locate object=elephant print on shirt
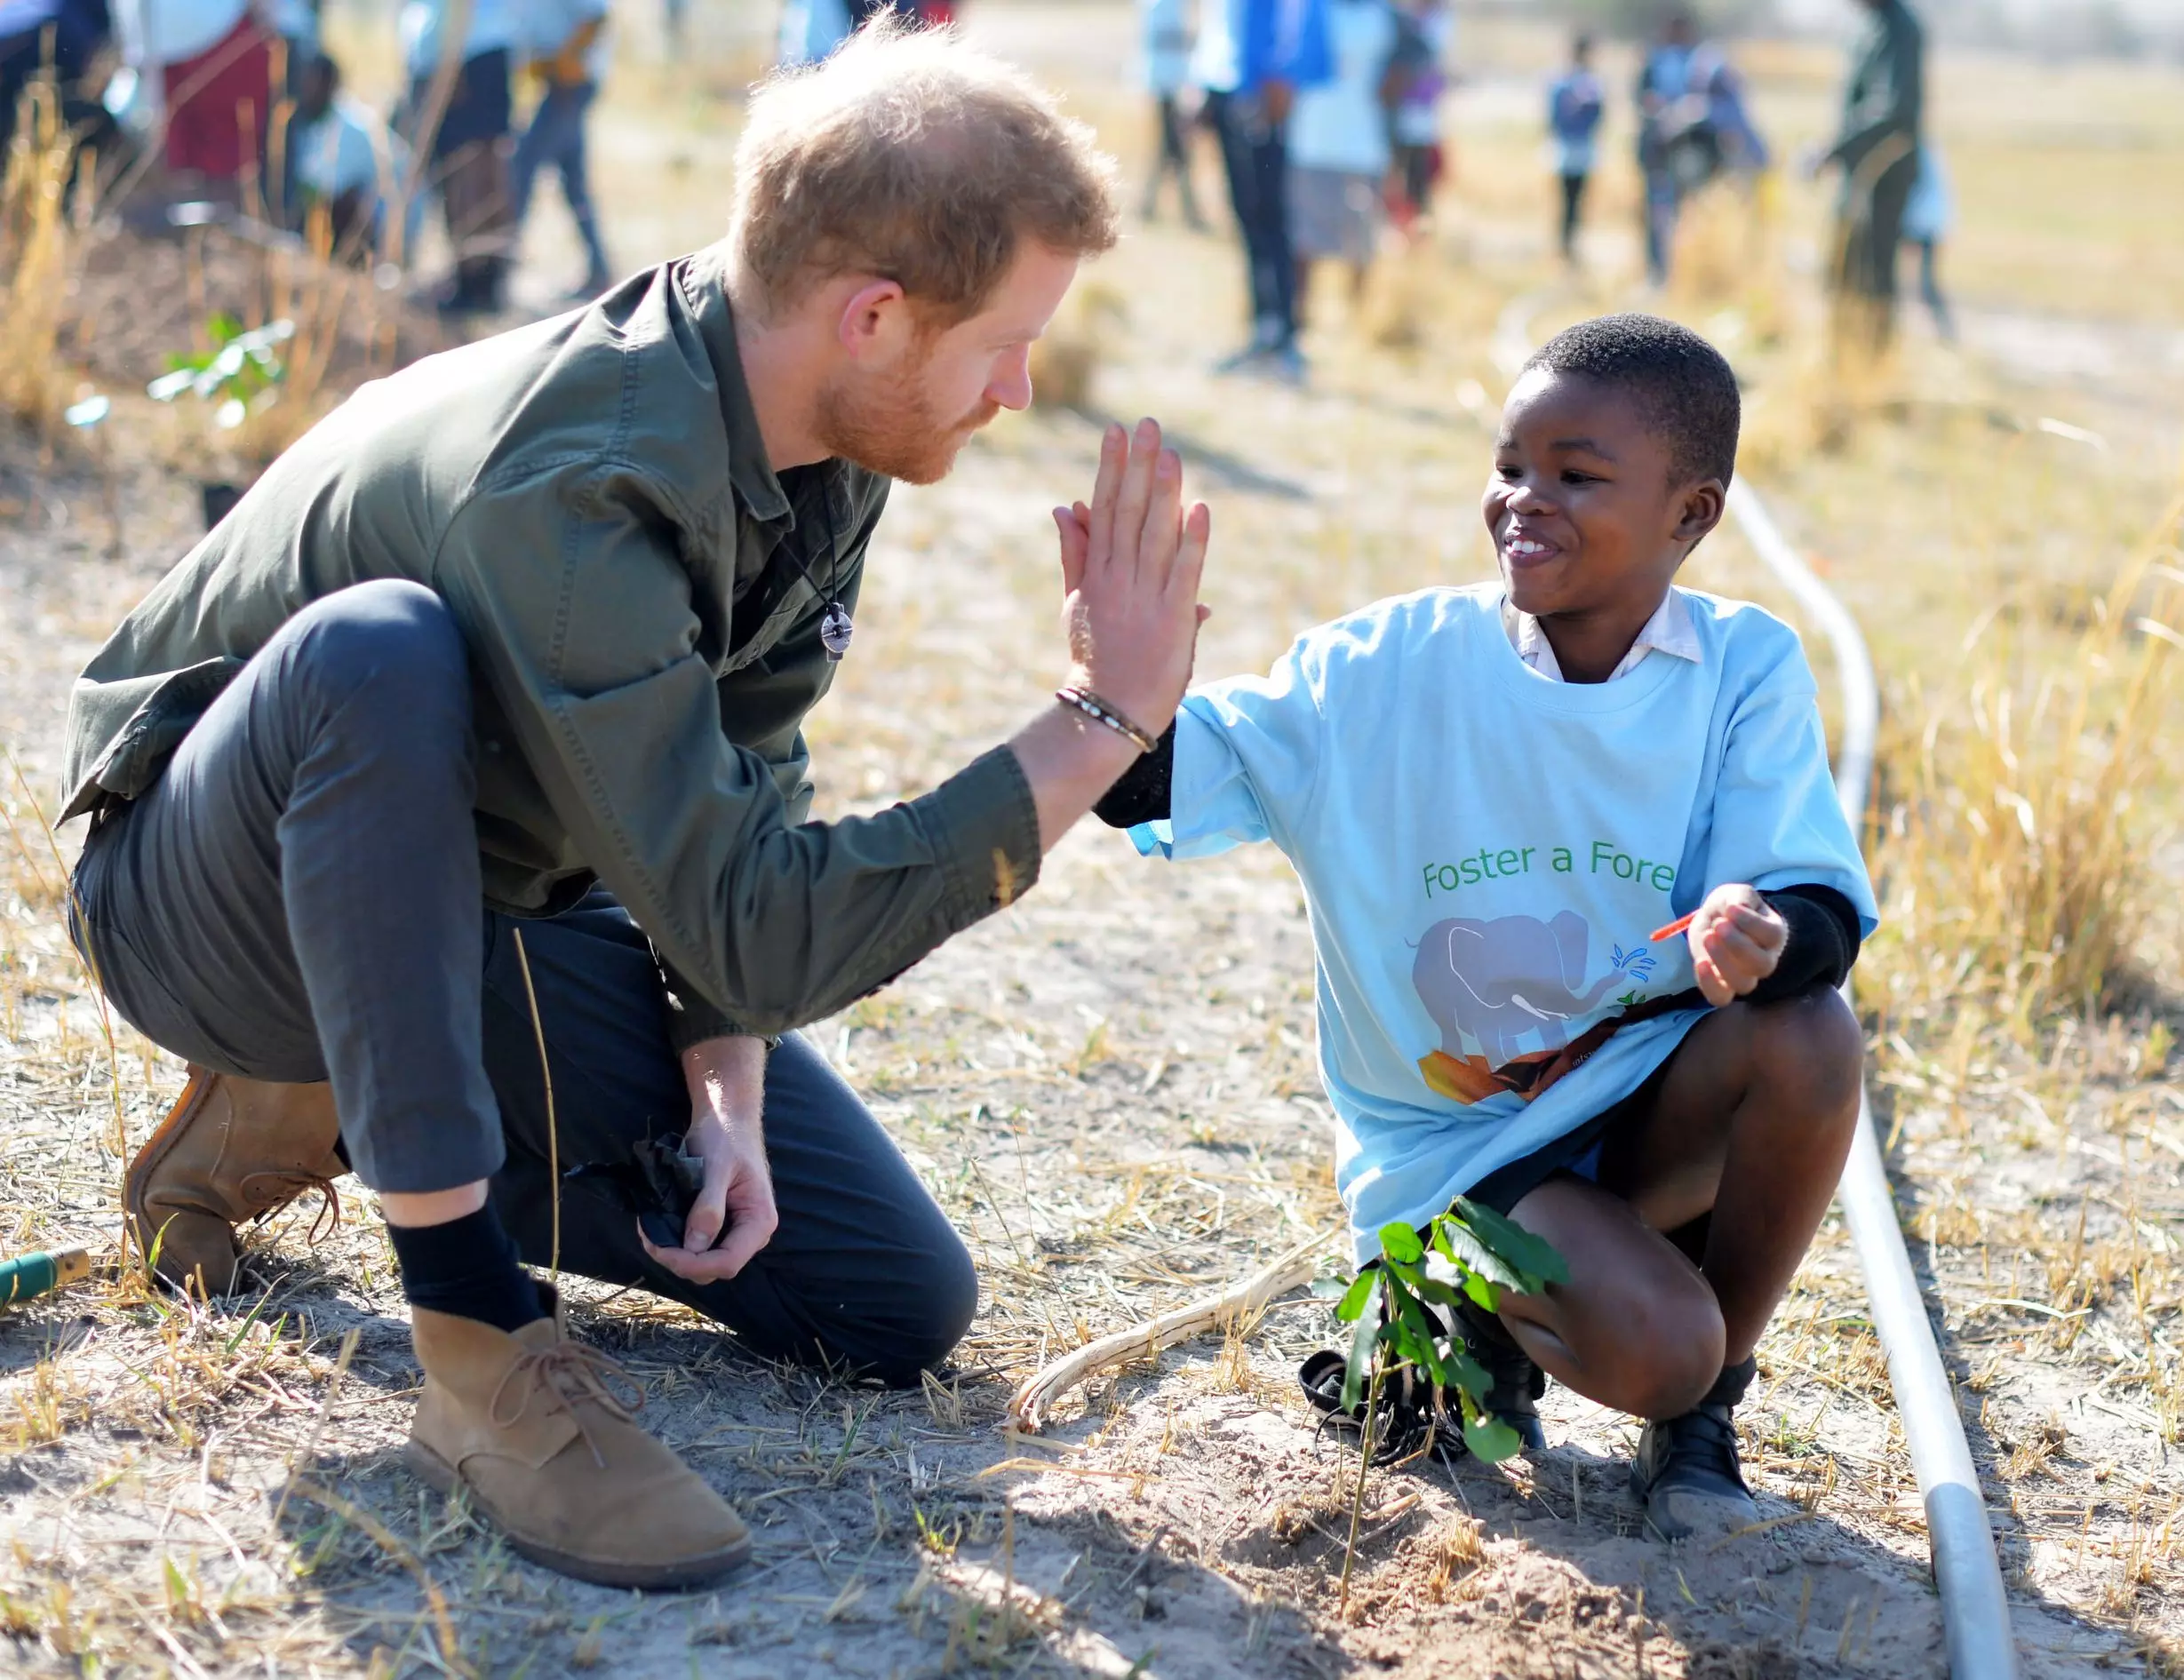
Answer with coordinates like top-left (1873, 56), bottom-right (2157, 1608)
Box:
top-left (1411, 910), bottom-right (1650, 1105)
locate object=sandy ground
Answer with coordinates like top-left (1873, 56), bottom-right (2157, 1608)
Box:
top-left (4, 4), bottom-right (2181, 1676)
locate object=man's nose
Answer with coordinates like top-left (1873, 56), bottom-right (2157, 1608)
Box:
top-left (992, 347), bottom-right (1033, 413)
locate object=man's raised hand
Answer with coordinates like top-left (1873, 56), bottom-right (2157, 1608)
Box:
top-left (1052, 418), bottom-right (1212, 737)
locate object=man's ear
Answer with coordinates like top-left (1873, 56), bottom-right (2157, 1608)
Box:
top-left (835, 277), bottom-right (913, 362)
top-left (1672, 478), bottom-right (1727, 552)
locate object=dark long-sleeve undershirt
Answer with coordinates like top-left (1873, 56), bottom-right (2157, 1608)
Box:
top-left (1093, 723), bottom-right (1863, 999)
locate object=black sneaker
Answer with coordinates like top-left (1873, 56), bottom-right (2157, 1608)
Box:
top-left (1449, 1297), bottom-right (1548, 1453)
top-left (1630, 1357), bottom-right (1759, 1541)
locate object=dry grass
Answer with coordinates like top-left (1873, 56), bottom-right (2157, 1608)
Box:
top-left (2, 4), bottom-right (2182, 1675)
top-left (0, 75), bottom-right (94, 439)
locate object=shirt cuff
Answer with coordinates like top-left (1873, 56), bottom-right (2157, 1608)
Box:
top-left (921, 743), bottom-right (1045, 922)
top-left (657, 953), bottom-right (779, 1054)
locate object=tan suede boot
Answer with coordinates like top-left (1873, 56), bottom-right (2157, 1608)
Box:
top-left (403, 1307), bottom-right (752, 1588)
top-left (124, 1069), bottom-right (347, 1295)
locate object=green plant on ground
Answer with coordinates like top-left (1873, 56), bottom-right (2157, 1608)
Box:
top-left (1319, 1198), bottom-right (1568, 1466)
top-left (148, 313), bottom-right (297, 432)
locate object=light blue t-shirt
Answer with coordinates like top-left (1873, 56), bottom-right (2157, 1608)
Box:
top-left (402, 0), bottom-right (522, 77)
top-left (1287, 0), bottom-right (1397, 176)
top-left (1130, 585), bottom-right (1877, 1261)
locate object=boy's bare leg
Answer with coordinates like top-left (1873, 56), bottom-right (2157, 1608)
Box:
top-left (1495, 985), bottom-right (1865, 1419)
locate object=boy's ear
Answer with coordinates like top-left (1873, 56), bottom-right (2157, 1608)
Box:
top-left (1672, 478), bottom-right (1728, 553)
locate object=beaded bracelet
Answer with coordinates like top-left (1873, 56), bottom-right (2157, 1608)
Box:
top-left (1055, 686), bottom-right (1159, 754)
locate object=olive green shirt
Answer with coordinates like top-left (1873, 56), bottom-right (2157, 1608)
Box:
top-left (62, 244), bottom-right (1042, 1047)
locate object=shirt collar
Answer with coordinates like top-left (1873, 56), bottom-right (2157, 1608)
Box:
top-left (1504, 587), bottom-right (1701, 683)
top-left (678, 243), bottom-right (797, 525)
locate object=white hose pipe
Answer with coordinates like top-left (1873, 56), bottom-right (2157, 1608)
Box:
top-left (1728, 481), bottom-right (2021, 1680)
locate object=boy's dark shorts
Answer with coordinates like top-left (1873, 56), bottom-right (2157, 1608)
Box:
top-left (1463, 1045), bottom-right (1681, 1216)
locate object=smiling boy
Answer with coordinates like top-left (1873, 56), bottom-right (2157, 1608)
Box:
top-left (1093, 315), bottom-right (1876, 1539)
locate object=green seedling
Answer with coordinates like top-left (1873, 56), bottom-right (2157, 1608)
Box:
top-left (147, 314), bottom-right (296, 430)
top-left (1313, 1196), bottom-right (1569, 1466)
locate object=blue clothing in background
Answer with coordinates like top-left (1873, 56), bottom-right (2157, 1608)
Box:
top-left (1901, 142), bottom-right (1950, 242)
top-left (1547, 65), bottom-right (1603, 176)
top-left (1128, 585), bottom-right (1877, 1260)
top-left (1287, 0), bottom-right (1396, 177)
top-left (524, 0), bottom-right (610, 80)
top-left (1192, 0), bottom-right (1332, 96)
top-left (402, 0), bottom-right (519, 77)
top-left (1140, 0), bottom-right (1191, 94)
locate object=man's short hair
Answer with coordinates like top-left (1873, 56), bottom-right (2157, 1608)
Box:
top-left (730, 17), bottom-right (1120, 323)
top-left (1521, 313), bottom-right (1741, 488)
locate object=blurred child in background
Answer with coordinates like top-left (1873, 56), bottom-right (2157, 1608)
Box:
top-left (1136, 0), bottom-right (1205, 227)
top-left (282, 51), bottom-right (406, 255)
top-left (401, 0), bottom-right (519, 315)
top-left (512, 0), bottom-right (613, 300)
top-left (1546, 30), bottom-right (1602, 266)
top-left (1287, 0), bottom-right (1396, 321)
top-left (1385, 0), bottom-right (1449, 234)
top-left (1900, 141), bottom-right (1952, 339)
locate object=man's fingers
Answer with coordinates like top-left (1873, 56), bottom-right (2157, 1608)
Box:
top-left (1055, 506), bottom-right (1089, 595)
top-left (1171, 499), bottom-right (1210, 606)
top-left (1084, 425), bottom-right (1125, 578)
top-left (1137, 447), bottom-right (1184, 585)
top-left (1110, 418), bottom-right (1161, 585)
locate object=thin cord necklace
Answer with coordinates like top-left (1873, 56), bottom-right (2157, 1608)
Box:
top-left (781, 479), bottom-right (853, 662)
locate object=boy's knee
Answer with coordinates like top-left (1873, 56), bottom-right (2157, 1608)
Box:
top-left (290, 580), bottom-right (467, 710)
top-left (1616, 1274), bottom-right (1726, 1421)
top-left (1738, 984), bottom-right (1864, 1113)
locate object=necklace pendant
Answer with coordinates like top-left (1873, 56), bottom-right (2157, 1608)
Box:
top-left (820, 601), bottom-right (854, 661)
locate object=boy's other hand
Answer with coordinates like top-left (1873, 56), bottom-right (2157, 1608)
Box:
top-left (1052, 418), bottom-right (1212, 736)
top-left (1686, 884), bottom-right (1787, 1007)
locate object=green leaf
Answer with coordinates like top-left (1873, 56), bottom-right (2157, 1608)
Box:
top-left (1339, 1298), bottom-right (1381, 1413)
top-left (1463, 1413), bottom-right (1525, 1465)
top-left (1440, 1346), bottom-right (1493, 1401)
top-left (205, 310), bottom-right (243, 344)
top-left (1331, 1270), bottom-right (1375, 1324)
top-left (1462, 1271), bottom-right (1502, 1312)
top-left (1431, 1216), bottom-right (1523, 1292)
top-left (1377, 1222), bottom-right (1424, 1265)
top-left (1452, 1198), bottom-right (1571, 1287)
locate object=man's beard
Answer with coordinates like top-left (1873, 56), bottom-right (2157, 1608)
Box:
top-left (813, 353), bottom-right (999, 486)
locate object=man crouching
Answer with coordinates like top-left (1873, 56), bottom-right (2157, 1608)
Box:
top-left (63, 20), bottom-right (1209, 1588)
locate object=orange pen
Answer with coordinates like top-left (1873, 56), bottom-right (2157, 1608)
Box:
top-left (1649, 910), bottom-right (1698, 944)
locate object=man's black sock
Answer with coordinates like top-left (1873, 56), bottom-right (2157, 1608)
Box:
top-left (387, 1204), bottom-right (548, 1334)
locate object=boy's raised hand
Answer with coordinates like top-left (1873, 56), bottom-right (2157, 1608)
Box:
top-left (1685, 883), bottom-right (1789, 1007)
top-left (1052, 418), bottom-right (1212, 737)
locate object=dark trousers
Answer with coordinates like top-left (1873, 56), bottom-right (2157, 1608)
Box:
top-left (1204, 87), bottom-right (1295, 349)
top-left (1834, 147), bottom-right (1918, 346)
top-left (69, 580), bottom-right (977, 1382)
top-left (1142, 92), bottom-right (1201, 223)
top-left (510, 79), bottom-right (610, 287)
top-left (1558, 171), bottom-right (1588, 259)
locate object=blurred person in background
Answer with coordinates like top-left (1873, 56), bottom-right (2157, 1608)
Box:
top-left (0, 0), bottom-right (108, 152)
top-left (1285, 0), bottom-right (1394, 324)
top-left (512, 0), bottom-right (614, 300)
top-left (1194, 0), bottom-right (1333, 382)
top-left (402, 0), bottom-right (519, 315)
top-left (1383, 0), bottom-right (1448, 235)
top-left (778, 0), bottom-right (935, 68)
top-left (1633, 10), bottom-right (1705, 286)
top-left (1136, 0), bottom-right (1204, 227)
top-left (109, 0), bottom-right (272, 199)
top-left (1900, 139), bottom-right (1951, 340)
top-left (282, 49), bottom-right (413, 258)
top-left (1545, 29), bottom-right (1601, 267)
top-left (1816, 0), bottom-right (1921, 351)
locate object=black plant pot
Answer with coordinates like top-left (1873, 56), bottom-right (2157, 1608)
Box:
top-left (201, 482), bottom-right (243, 532)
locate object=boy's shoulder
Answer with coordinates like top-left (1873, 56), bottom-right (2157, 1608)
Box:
top-left (1675, 587), bottom-right (1813, 679)
top-left (1294, 583), bottom-right (1501, 665)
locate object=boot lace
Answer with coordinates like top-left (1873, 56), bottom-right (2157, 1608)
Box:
top-left (1659, 1405), bottom-right (1748, 1493)
top-left (239, 1170), bottom-right (345, 1245)
top-left (490, 1342), bottom-right (648, 1469)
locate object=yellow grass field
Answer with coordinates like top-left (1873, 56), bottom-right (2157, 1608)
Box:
top-left (2, 4), bottom-right (2180, 1675)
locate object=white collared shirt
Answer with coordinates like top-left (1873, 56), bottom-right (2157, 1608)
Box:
top-left (1503, 587), bottom-right (1702, 683)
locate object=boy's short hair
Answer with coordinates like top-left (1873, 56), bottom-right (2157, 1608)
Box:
top-left (730, 17), bottom-right (1120, 325)
top-left (1522, 314), bottom-right (1741, 488)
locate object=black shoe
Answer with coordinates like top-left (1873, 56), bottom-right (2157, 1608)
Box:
top-left (1630, 1357), bottom-right (1759, 1541)
top-left (1450, 1297), bottom-right (1548, 1453)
